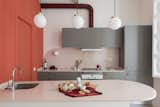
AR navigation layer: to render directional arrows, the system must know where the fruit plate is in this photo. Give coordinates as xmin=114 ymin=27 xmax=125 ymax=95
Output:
xmin=59 ymin=87 xmax=102 ymax=97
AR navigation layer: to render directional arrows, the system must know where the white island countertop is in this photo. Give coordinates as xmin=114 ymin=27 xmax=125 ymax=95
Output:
xmin=0 ymin=80 xmax=157 ymax=102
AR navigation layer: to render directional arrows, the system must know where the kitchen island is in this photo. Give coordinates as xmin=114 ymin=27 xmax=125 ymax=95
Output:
xmin=0 ymin=80 xmax=157 ymax=107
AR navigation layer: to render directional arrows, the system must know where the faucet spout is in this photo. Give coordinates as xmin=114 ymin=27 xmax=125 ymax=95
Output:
xmin=74 ymin=59 xmax=82 ymax=71
xmin=11 ymin=66 xmax=22 ymax=92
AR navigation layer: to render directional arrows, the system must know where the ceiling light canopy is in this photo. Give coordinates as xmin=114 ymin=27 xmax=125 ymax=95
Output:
xmin=34 ymin=12 xmax=47 ymax=28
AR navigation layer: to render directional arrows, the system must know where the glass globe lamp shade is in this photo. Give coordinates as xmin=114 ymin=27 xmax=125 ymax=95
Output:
xmin=34 ymin=12 xmax=47 ymax=28
xmin=73 ymin=15 xmax=84 ymax=29
xmin=109 ymin=16 xmax=122 ymax=30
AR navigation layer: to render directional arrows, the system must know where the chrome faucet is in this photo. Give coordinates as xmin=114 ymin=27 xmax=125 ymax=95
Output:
xmin=11 ymin=66 xmax=22 ymax=91
xmin=74 ymin=59 xmax=82 ymax=71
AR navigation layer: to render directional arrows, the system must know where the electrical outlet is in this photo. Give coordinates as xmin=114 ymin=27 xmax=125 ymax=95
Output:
xmin=81 ymin=74 xmax=103 ymax=80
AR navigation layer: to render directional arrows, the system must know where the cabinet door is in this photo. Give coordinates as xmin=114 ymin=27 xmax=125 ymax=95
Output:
xmin=62 ymin=28 xmax=123 ymax=49
xmin=125 ymin=26 xmax=152 ymax=72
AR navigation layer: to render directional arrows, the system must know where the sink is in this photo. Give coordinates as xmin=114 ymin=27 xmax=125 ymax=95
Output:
xmin=14 ymin=83 xmax=39 ymax=89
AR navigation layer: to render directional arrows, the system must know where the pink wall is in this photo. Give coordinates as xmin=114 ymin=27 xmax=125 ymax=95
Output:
xmin=42 ymin=7 xmax=120 ymax=70
xmin=45 ymin=48 xmax=120 ymax=70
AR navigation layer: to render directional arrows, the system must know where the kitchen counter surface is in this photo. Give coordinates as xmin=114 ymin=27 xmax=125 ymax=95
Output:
xmin=37 ymin=68 xmax=125 ymax=72
xmin=0 ymin=80 xmax=157 ymax=102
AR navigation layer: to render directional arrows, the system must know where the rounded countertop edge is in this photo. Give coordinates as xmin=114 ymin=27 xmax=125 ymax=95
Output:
xmin=0 ymin=80 xmax=157 ymax=102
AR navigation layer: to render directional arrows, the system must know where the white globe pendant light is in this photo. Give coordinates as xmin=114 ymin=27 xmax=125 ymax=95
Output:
xmin=109 ymin=16 xmax=122 ymax=30
xmin=73 ymin=15 xmax=84 ymax=29
xmin=34 ymin=12 xmax=47 ymax=28
xmin=72 ymin=0 xmax=84 ymax=29
xmin=109 ymin=0 xmax=122 ymax=30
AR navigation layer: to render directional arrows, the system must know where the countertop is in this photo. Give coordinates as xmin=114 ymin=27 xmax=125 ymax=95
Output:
xmin=0 ymin=80 xmax=157 ymax=102
xmin=37 ymin=68 xmax=125 ymax=72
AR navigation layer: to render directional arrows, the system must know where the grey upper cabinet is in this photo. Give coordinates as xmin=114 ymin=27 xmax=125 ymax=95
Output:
xmin=62 ymin=28 xmax=124 ymax=49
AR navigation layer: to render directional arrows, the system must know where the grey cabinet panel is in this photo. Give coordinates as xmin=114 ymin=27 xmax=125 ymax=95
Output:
xmin=124 ymin=26 xmax=152 ymax=72
xmin=62 ymin=29 xmax=83 ymax=48
xmin=48 ymin=72 xmax=80 ymax=80
xmin=38 ymin=72 xmax=80 ymax=80
xmin=38 ymin=72 xmax=50 ymax=80
xmin=62 ymin=28 xmax=124 ymax=49
xmin=124 ymin=25 xmax=152 ymax=86
xmin=103 ymin=72 xmax=127 ymax=80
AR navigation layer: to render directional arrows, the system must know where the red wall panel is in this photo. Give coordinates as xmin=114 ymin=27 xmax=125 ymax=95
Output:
xmin=16 ymin=17 xmax=32 ymax=81
xmin=0 ymin=0 xmax=42 ymax=83
xmin=30 ymin=0 xmax=43 ymax=80
xmin=0 ymin=0 xmax=16 ymax=83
